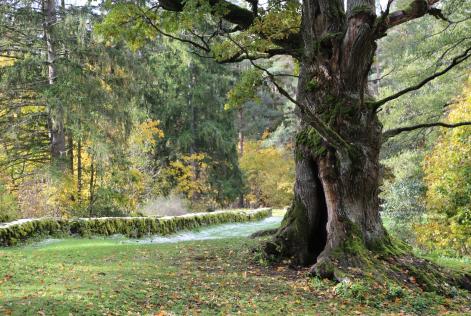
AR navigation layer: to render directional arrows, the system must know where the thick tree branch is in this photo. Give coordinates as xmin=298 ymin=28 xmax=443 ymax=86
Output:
xmin=375 ymin=0 xmax=448 ymax=38
xmin=385 ymin=0 xmax=440 ymax=27
xmin=383 ymin=121 xmax=471 ymax=141
xmin=371 ymin=46 xmax=471 ymax=110
xmin=158 ymin=0 xmax=255 ymax=29
xmin=142 ymin=2 xmax=298 ymax=59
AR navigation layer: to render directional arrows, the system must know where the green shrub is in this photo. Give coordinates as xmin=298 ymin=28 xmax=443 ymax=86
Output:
xmin=410 ymin=292 xmax=444 ymax=313
xmin=386 ymin=283 xmax=404 ymax=300
xmin=0 ymin=182 xmax=18 ymax=223
xmin=334 ymin=280 xmax=369 ymax=303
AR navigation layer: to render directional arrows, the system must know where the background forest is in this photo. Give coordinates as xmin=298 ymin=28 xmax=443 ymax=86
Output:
xmin=0 ymin=0 xmax=469 ymax=258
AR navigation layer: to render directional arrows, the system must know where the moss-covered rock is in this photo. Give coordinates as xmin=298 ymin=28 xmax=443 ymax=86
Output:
xmin=0 ymin=208 xmax=272 ymax=246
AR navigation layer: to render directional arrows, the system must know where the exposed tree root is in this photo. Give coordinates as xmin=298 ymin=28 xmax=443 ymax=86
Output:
xmin=313 ymin=253 xmax=470 ymax=294
xmin=250 ymin=228 xmax=278 ymax=238
xmin=257 ymin=234 xmax=471 ymax=294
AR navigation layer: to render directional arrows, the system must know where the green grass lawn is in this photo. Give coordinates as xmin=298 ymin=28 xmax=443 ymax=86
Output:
xmin=0 ymin=237 xmax=470 ymax=315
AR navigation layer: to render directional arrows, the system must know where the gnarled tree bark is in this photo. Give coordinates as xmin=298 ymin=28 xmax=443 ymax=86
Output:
xmin=265 ymin=0 xmax=393 ymax=276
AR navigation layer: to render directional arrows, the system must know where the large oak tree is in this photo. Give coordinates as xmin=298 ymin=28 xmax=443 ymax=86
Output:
xmin=101 ymin=0 xmax=471 ymax=288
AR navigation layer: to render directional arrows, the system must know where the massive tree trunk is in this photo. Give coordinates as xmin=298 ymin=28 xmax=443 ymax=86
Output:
xmin=267 ymin=0 xmax=394 ymax=277
xmin=251 ymin=0 xmax=471 ymax=291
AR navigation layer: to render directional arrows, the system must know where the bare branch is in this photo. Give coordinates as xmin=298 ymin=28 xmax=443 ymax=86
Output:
xmin=432 ymin=37 xmax=471 ymax=71
xmin=225 ymin=34 xmax=352 ymax=153
xmin=368 ymin=66 xmax=395 ymax=83
xmin=427 ymin=7 xmax=451 ymax=23
xmin=371 ymin=46 xmax=471 ymax=110
xmin=217 ymin=47 xmax=298 ymax=64
xmin=136 ymin=7 xmax=211 ymax=53
xmin=383 ymin=121 xmax=471 ymax=141
xmin=0 ymin=54 xmax=22 ymax=60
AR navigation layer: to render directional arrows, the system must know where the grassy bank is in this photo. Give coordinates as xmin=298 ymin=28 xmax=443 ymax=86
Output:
xmin=0 ymin=237 xmax=470 ymax=315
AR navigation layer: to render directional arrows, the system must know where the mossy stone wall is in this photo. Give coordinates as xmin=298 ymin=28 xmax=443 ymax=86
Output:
xmin=0 ymin=208 xmax=272 ymax=246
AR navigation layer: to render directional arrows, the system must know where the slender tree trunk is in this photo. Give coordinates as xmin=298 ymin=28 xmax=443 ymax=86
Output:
xmin=89 ymin=158 xmax=95 ymax=217
xmin=43 ymin=0 xmax=67 ymax=170
xmin=268 ymin=0 xmax=393 ymax=277
xmin=237 ymin=107 xmax=245 ymax=208
xmin=68 ymin=133 xmax=74 ymax=175
xmin=238 ymin=107 xmax=244 ymax=155
xmin=188 ymin=61 xmax=196 ymax=158
xmin=77 ymin=138 xmax=83 ymax=203
xmin=187 ymin=61 xmax=202 ymax=204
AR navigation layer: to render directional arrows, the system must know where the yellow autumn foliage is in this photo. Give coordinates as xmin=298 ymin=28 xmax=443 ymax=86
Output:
xmin=239 ymin=140 xmax=294 ymax=208
xmin=130 ymin=119 xmax=165 ymax=147
xmin=0 ymin=56 xmax=16 ymax=68
xmin=164 ymin=153 xmax=211 ymax=200
xmin=10 ymin=119 xmax=165 ymax=218
xmin=416 ymin=78 xmax=471 ymax=255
